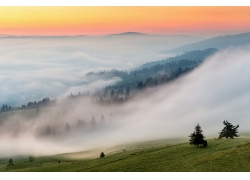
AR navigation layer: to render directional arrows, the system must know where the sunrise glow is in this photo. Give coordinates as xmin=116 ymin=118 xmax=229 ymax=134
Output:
xmin=0 ymin=6 xmax=250 ymax=36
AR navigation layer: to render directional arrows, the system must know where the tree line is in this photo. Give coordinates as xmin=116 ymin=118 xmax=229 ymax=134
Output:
xmin=1 ymin=64 xmax=197 ymax=112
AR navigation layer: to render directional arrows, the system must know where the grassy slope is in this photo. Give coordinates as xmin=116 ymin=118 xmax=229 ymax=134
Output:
xmin=1 ymin=138 xmax=250 ymax=172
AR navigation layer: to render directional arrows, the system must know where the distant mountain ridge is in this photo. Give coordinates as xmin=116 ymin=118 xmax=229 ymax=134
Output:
xmin=84 ymin=48 xmax=219 ymax=88
xmin=139 ymin=48 xmax=219 ymax=69
xmin=161 ymin=32 xmax=250 ymax=54
xmin=0 ymin=32 xmax=205 ymax=40
xmin=106 ymin=32 xmax=205 ymax=39
xmin=108 ymin=32 xmax=147 ymax=36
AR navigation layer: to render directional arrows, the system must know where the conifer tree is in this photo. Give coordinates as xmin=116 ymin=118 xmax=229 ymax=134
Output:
xmin=218 ymin=120 xmax=239 ymax=139
xmin=110 ymin=90 xmax=115 ymax=100
xmin=100 ymin=152 xmax=105 ymax=158
xmin=46 ymin=126 xmax=51 ymax=135
xmin=91 ymin=117 xmax=96 ymax=127
xmin=8 ymin=159 xmax=14 ymax=166
xmin=65 ymin=123 xmax=70 ymax=132
xmin=99 ymin=95 xmax=104 ymax=104
xmin=36 ymin=106 xmax=40 ymax=117
xmin=100 ymin=114 xmax=105 ymax=122
xmin=125 ymin=87 xmax=130 ymax=100
xmin=29 ymin=156 xmax=34 ymax=162
xmin=189 ymin=124 xmax=207 ymax=148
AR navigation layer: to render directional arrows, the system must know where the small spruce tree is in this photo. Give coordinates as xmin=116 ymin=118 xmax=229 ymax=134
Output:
xmin=125 ymin=87 xmax=130 ymax=100
xmin=46 ymin=126 xmax=51 ymax=135
xmin=189 ymin=123 xmax=207 ymax=148
xmin=218 ymin=120 xmax=239 ymax=139
xmin=91 ymin=117 xmax=96 ymax=127
xmin=100 ymin=114 xmax=105 ymax=122
xmin=36 ymin=106 xmax=40 ymax=117
xmin=110 ymin=90 xmax=115 ymax=100
xmin=8 ymin=159 xmax=14 ymax=166
xmin=100 ymin=152 xmax=105 ymax=158
xmin=65 ymin=123 xmax=70 ymax=132
xmin=29 ymin=156 xmax=34 ymax=162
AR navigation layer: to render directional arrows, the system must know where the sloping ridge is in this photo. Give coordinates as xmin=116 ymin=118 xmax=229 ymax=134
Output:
xmin=161 ymin=32 xmax=250 ymax=54
xmin=139 ymin=48 xmax=219 ymax=69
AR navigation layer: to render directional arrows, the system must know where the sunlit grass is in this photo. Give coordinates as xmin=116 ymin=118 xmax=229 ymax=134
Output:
xmin=1 ymin=138 xmax=250 ymax=172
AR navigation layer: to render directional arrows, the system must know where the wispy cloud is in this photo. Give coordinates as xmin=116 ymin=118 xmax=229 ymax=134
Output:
xmin=0 ymin=47 xmax=250 ymax=158
xmin=0 ymin=35 xmax=201 ymax=106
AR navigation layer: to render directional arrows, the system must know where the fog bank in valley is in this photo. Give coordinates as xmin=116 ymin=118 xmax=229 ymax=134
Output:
xmin=0 ymin=47 xmax=250 ymax=158
xmin=0 ymin=35 xmax=203 ymax=106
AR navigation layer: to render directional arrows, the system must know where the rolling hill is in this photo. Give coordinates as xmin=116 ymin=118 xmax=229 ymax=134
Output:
xmin=1 ymin=138 xmax=250 ymax=172
xmin=138 ymin=48 xmax=219 ymax=69
xmin=161 ymin=32 xmax=250 ymax=54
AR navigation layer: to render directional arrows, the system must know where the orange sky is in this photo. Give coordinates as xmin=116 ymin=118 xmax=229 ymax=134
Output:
xmin=0 ymin=6 xmax=250 ymax=37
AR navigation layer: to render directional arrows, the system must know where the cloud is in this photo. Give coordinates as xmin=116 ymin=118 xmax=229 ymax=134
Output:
xmin=1 ymin=47 xmax=250 ymax=158
xmin=0 ymin=35 xmax=201 ymax=106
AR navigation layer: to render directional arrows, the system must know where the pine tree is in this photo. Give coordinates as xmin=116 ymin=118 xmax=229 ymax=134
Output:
xmin=110 ymin=90 xmax=115 ymax=100
xmin=100 ymin=152 xmax=105 ymax=158
xmin=65 ymin=123 xmax=70 ymax=132
xmin=189 ymin=124 xmax=207 ymax=148
xmin=76 ymin=119 xmax=84 ymax=128
xmin=8 ymin=159 xmax=14 ymax=166
xmin=46 ymin=126 xmax=51 ymax=135
xmin=218 ymin=120 xmax=239 ymax=139
xmin=100 ymin=114 xmax=105 ymax=122
xmin=125 ymin=87 xmax=130 ymax=100
xmin=29 ymin=156 xmax=34 ymax=162
xmin=99 ymin=95 xmax=104 ymax=104
xmin=91 ymin=117 xmax=96 ymax=127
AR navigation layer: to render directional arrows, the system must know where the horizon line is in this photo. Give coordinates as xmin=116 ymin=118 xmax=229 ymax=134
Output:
xmin=1 ymin=31 xmax=250 ymax=38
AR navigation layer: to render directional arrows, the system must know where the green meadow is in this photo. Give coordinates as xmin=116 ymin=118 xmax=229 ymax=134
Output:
xmin=1 ymin=137 xmax=250 ymax=172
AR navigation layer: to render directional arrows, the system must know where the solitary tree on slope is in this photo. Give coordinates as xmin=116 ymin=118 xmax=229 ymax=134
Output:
xmin=218 ymin=120 xmax=239 ymax=139
xmin=189 ymin=123 xmax=207 ymax=148
xmin=100 ymin=152 xmax=105 ymax=158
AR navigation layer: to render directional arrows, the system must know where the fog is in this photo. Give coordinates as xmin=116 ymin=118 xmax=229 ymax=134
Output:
xmin=0 ymin=35 xmax=203 ymax=106
xmin=0 ymin=47 xmax=250 ymax=158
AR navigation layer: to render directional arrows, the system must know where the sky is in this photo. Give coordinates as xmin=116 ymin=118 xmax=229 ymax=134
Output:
xmin=1 ymin=2 xmax=250 ymax=162
xmin=0 ymin=6 xmax=250 ymax=37
xmin=1 ymin=6 xmax=250 ymax=106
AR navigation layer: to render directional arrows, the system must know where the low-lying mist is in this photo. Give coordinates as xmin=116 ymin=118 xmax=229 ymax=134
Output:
xmin=1 ymin=47 xmax=250 ymax=158
xmin=0 ymin=35 xmax=203 ymax=106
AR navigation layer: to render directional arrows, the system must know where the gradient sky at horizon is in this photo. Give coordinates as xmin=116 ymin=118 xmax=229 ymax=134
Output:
xmin=0 ymin=6 xmax=250 ymax=37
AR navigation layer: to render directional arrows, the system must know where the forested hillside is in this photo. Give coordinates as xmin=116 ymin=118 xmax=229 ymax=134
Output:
xmin=1 ymin=48 xmax=217 ymax=112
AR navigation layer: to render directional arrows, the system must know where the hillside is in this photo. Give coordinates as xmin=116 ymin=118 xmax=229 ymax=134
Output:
xmin=85 ymin=48 xmax=218 ymax=88
xmin=161 ymin=32 xmax=250 ymax=54
xmin=139 ymin=48 xmax=218 ymax=69
xmin=1 ymin=138 xmax=250 ymax=172
xmin=0 ymin=48 xmax=218 ymax=112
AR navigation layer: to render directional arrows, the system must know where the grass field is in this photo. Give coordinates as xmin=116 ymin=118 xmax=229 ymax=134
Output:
xmin=1 ymin=137 xmax=250 ymax=172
